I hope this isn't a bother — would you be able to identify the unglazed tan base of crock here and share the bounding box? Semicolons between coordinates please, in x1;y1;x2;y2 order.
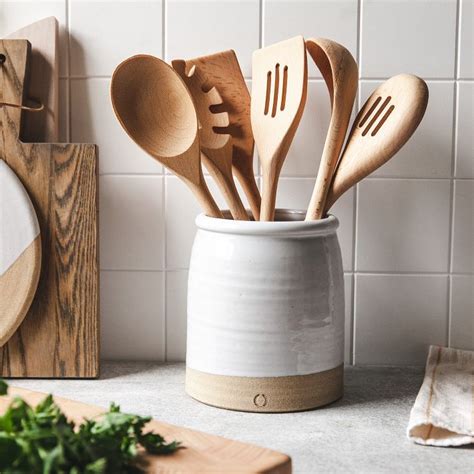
186;365;343;413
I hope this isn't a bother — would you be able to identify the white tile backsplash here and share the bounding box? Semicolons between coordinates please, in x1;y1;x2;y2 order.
100;176;164;270
69;0;163;76
458;0;474;79
361;0;457;78
166;0;259;77
357;180;451;272
100;271;165;360
264;0;358;78
452;180;474;273
11;0;471;363
455;82;474;178
450;275;474;350
355;275;448;365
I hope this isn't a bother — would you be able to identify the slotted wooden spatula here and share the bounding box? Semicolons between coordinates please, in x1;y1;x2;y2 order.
251;36;308;221
324;74;429;211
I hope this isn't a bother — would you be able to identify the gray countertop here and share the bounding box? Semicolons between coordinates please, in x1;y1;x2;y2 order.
10;363;473;473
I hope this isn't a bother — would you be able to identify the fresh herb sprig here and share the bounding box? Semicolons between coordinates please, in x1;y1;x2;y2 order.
0;380;181;473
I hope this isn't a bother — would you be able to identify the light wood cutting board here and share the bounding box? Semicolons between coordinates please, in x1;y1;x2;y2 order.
0;39;98;377
0;387;292;473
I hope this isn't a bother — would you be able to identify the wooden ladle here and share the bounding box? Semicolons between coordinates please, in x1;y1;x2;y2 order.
324;74;429;212
172;60;249;220
305;38;358;220
110;55;223;218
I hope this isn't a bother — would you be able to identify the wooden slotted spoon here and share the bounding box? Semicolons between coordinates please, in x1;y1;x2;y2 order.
251;36;308;221
111;55;222;218
172;60;249;220
324;74;429;212
172;50;261;220
305;38;358;220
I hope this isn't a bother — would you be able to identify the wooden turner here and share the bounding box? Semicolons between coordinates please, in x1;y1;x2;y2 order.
173;50;260;219
305;38;358;220
325;74;429;211
251;36;308;221
172;60;248;220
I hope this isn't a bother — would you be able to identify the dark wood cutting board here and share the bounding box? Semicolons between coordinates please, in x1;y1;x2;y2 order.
0;39;99;377
0;387;292;473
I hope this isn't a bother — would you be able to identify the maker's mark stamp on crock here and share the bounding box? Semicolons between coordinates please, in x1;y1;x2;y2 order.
253;394;267;408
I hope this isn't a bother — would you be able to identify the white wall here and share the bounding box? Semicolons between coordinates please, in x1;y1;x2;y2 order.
1;0;472;365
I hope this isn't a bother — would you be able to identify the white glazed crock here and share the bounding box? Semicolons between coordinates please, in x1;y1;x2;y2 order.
186;209;344;412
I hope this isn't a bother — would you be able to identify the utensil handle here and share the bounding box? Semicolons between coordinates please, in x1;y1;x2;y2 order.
234;167;261;221
260;167;279;221
187;177;223;219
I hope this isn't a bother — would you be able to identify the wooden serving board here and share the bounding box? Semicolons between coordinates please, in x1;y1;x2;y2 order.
1;387;292;473
0;39;99;377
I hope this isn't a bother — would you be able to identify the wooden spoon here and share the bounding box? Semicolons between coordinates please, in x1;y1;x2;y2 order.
251;36;308;221
324;74;429;212
172;50;261;220
172;60;248;220
110;55;222;218
305;38;358;221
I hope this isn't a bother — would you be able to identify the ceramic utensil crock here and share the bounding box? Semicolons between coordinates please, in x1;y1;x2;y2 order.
186;209;344;412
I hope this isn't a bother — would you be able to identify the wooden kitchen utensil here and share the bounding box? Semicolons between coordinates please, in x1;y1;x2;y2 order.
305;38;358;221
251;36;308;221
0;161;41;347
1;386;292;473
6;16;59;142
324;74;429;211
173;50;261;220
0;39;98;378
172;60;248;220
111;55;223;218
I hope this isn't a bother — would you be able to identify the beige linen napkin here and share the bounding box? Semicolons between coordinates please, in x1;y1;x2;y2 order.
408;345;474;446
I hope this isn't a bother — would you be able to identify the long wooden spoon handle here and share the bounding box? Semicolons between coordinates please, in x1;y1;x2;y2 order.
234;168;261;220
201;153;248;220
187;176;223;218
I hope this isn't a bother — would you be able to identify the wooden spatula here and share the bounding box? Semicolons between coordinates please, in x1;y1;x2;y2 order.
173;50;261;220
305;38;358;221
172;60;249;220
111;55;223;218
251;36;308;221
324;74;429;212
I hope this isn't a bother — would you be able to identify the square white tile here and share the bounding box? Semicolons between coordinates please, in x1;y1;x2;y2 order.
100;176;164;270
361;0;457;78
59;78;69;142
263;0;358;79
279;80;336;177
357;179;451;272
165;175;226;269
0;0;69;76
450;275;474;350
166;270;188;361
458;0;474;79
69;0;162;76
360;81;454;178
455;82;474;178
70;78;162;174
277;178;354;271
452;180;474;273
355;274;448;365
166;0;259;78
100;271;165;360
344;274;353;364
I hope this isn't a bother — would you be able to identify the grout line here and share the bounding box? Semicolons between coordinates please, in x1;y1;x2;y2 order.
162;0;168;362
259;0;264;48
360;77;459;82
446;0;462;347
